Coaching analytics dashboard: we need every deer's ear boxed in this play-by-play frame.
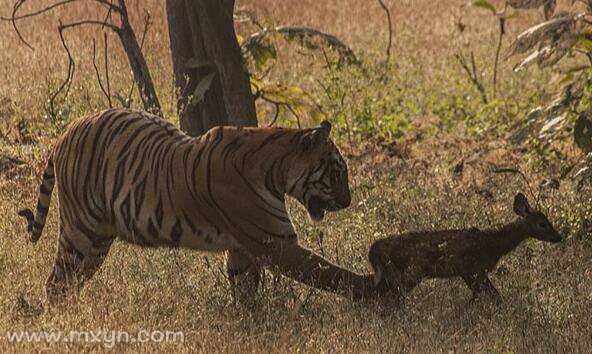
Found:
[300,121,331,151]
[513,193,534,217]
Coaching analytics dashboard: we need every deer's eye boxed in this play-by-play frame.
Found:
[538,222,547,229]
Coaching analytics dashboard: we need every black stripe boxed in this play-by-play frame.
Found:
[59,235,85,262]
[133,176,147,218]
[147,218,159,239]
[42,171,54,180]
[131,221,154,247]
[36,204,48,215]
[120,192,132,231]
[234,165,289,221]
[75,222,105,245]
[265,168,284,202]
[245,218,297,239]
[170,219,183,244]
[182,211,197,233]
[155,196,164,228]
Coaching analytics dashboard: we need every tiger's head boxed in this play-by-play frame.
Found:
[287,121,351,222]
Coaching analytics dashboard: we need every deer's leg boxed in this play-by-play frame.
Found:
[462,272,501,300]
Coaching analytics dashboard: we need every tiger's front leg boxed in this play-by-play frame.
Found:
[226,249,261,304]
[245,238,377,300]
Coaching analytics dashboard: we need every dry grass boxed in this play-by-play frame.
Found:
[1,143,591,352]
[1,0,591,352]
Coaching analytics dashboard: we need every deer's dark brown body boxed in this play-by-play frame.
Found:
[369,193,562,300]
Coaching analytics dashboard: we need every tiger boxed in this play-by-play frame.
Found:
[19,108,377,304]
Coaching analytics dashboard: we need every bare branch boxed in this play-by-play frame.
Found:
[5,0,160,114]
[286,104,302,128]
[455,52,489,104]
[267,102,280,127]
[2,0,122,49]
[47,21,76,119]
[139,10,151,50]
[493,167,540,207]
[115,1,161,114]
[124,9,152,108]
[376,0,393,63]
[95,0,122,12]
[92,37,112,107]
[493,4,507,99]
[104,32,112,107]
[101,1,115,30]
[259,93,296,127]
[60,19,120,32]
[1,0,78,21]
[9,0,34,50]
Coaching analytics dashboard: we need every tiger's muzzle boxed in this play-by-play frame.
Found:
[307,191,351,222]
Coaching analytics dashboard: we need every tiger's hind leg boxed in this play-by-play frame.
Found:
[226,249,261,304]
[45,224,114,305]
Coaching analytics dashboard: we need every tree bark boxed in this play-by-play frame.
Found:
[193,0,257,126]
[167,0,257,136]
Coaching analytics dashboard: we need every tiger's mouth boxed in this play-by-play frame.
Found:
[548,233,562,243]
[306,196,344,222]
[307,196,327,222]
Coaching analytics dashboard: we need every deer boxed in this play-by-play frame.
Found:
[369,193,562,301]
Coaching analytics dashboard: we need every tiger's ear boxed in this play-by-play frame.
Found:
[300,121,331,151]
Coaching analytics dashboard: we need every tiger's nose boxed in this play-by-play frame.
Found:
[339,191,351,208]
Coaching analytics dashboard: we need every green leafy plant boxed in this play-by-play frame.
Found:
[503,0,592,185]
[238,16,359,128]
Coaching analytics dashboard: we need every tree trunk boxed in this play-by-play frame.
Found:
[167,0,257,136]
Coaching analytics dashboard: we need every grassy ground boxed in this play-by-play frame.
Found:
[1,0,591,352]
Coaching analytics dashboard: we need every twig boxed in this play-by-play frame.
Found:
[234,9,265,31]
[9,0,34,50]
[47,21,76,119]
[59,19,119,32]
[1,0,77,21]
[377,0,393,63]
[259,94,285,127]
[92,37,112,107]
[267,102,280,127]
[259,93,303,128]
[5,0,160,114]
[103,32,111,107]
[493,167,540,207]
[101,2,114,30]
[455,52,489,104]
[493,3,507,99]
[286,104,302,128]
[318,47,354,149]
[1,0,122,49]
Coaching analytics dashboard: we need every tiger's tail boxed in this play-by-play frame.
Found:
[18,153,55,243]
